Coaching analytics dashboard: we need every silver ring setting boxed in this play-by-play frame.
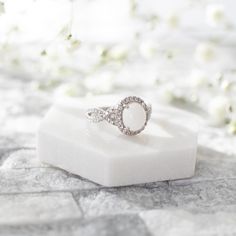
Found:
[86,96,152,136]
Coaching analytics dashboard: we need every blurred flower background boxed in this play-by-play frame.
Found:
[0,0,236,135]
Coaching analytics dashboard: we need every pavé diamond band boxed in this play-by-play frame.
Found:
[86,96,152,136]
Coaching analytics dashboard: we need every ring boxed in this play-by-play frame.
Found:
[86,96,152,136]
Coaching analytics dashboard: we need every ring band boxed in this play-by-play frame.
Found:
[86,96,152,136]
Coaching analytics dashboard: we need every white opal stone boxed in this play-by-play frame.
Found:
[122,102,146,131]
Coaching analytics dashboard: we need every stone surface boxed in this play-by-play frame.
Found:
[0,214,151,236]
[122,102,146,131]
[0,167,98,193]
[74,186,170,217]
[140,209,236,236]
[0,193,81,225]
[1,149,47,169]
[0,72,236,236]
[74,179,236,217]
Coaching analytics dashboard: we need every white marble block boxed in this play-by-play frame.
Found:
[37,95,199,187]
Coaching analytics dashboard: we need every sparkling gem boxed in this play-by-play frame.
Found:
[122,102,146,131]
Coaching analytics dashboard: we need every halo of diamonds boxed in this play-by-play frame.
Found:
[86,96,152,136]
[117,96,151,136]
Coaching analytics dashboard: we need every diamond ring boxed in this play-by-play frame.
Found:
[86,96,152,136]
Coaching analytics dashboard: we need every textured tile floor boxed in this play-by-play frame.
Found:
[0,75,236,236]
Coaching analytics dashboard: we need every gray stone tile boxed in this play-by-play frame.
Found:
[75,179,236,217]
[74,186,171,217]
[140,209,236,236]
[0,168,99,193]
[195,153,236,180]
[0,214,151,236]
[1,149,47,169]
[0,148,20,166]
[0,192,81,225]
[137,181,168,188]
[168,179,236,213]
[72,214,151,236]
[169,147,236,186]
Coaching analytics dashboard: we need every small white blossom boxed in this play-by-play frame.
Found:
[67,39,81,52]
[194,42,216,63]
[109,45,128,61]
[139,40,158,59]
[0,2,5,15]
[59,24,70,38]
[227,120,236,135]
[206,4,225,27]
[208,96,230,125]
[166,12,180,29]
[54,83,84,97]
[221,80,233,92]
[190,70,208,88]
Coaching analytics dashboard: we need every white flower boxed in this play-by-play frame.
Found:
[67,39,81,52]
[109,45,128,61]
[0,2,5,15]
[139,40,158,59]
[208,96,230,125]
[227,120,236,135]
[220,80,233,92]
[190,70,208,88]
[206,4,225,27]
[54,83,84,97]
[84,72,113,93]
[194,42,216,63]
[166,12,180,29]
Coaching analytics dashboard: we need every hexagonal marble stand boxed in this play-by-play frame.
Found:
[37,95,199,187]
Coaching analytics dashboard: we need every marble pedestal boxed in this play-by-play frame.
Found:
[37,95,198,187]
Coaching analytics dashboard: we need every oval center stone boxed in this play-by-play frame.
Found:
[122,102,146,131]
